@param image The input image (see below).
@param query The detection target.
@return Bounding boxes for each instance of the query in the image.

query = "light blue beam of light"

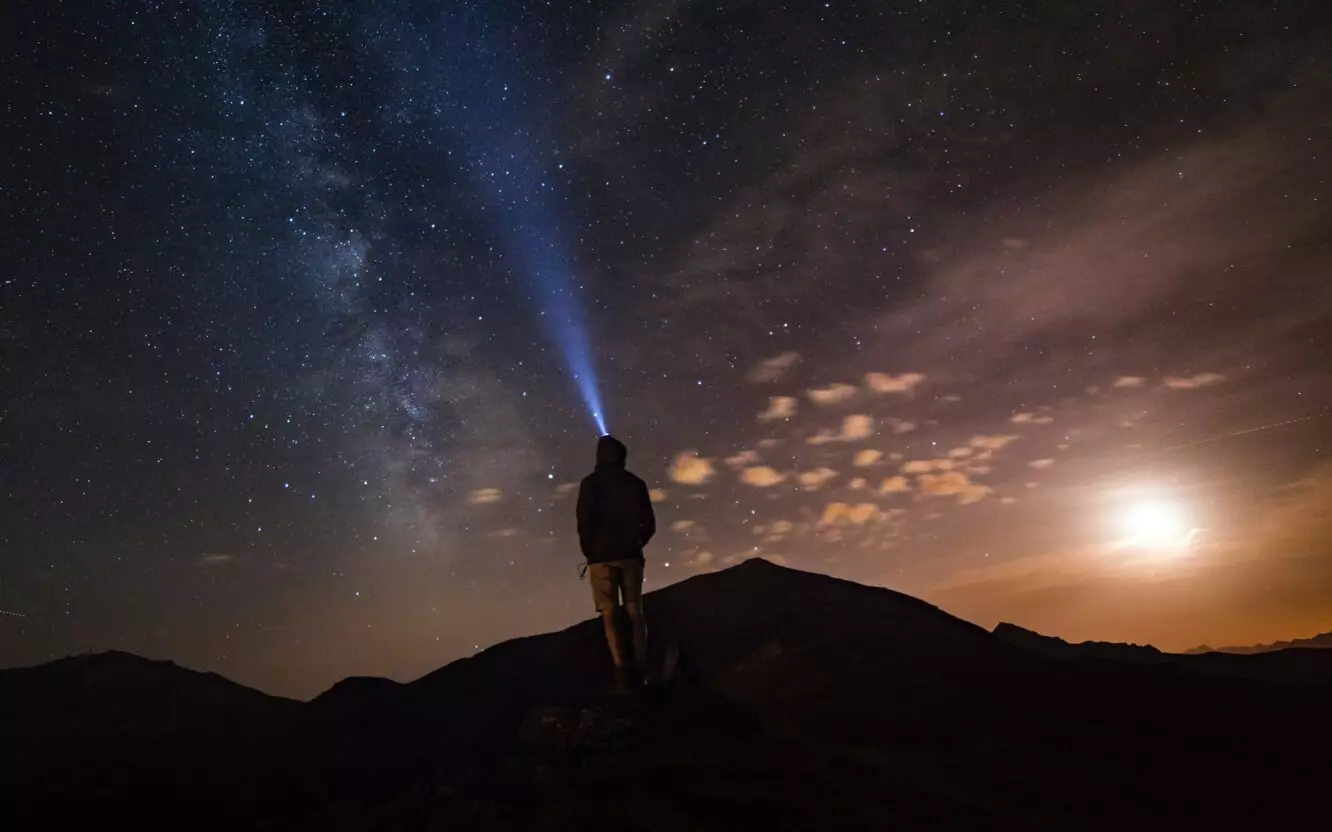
[422,8,607,436]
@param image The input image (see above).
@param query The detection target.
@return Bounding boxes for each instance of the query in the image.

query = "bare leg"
[624,601,647,670]
[601,606,626,668]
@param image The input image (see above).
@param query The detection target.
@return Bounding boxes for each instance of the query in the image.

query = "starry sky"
[3,1,1331,698]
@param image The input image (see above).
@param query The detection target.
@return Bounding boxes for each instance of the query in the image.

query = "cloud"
[649,488,669,502]
[879,475,911,494]
[849,477,868,490]
[1113,376,1147,389]
[198,554,237,566]
[488,528,520,538]
[853,449,883,467]
[468,487,503,505]
[840,414,874,441]
[670,519,696,532]
[796,467,838,491]
[818,502,880,526]
[1029,458,1056,469]
[725,449,761,469]
[758,395,798,422]
[969,435,1020,451]
[807,413,875,444]
[947,447,974,459]
[553,482,578,498]
[806,383,857,406]
[668,451,715,485]
[1010,411,1055,425]
[888,418,918,434]
[740,466,787,487]
[1162,372,1226,390]
[918,470,992,504]
[901,459,953,474]
[770,520,795,535]
[865,372,926,395]
[747,351,801,383]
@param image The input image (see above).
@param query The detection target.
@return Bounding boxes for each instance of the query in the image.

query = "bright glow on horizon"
[1121,499,1190,549]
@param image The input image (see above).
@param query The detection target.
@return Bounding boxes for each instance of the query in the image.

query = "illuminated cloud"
[1029,458,1056,469]
[806,382,857,406]
[553,482,578,498]
[879,475,911,494]
[841,414,874,441]
[670,519,696,532]
[865,372,926,394]
[808,414,875,444]
[725,449,761,469]
[770,519,795,535]
[918,471,991,504]
[1113,376,1147,389]
[1162,372,1226,390]
[198,553,236,566]
[758,395,798,422]
[969,434,1020,451]
[746,351,801,383]
[888,418,918,434]
[468,487,503,505]
[668,451,716,485]
[488,528,519,538]
[818,501,880,526]
[853,449,883,467]
[740,465,786,487]
[948,447,974,459]
[797,467,838,491]
[901,459,954,474]
[1010,411,1055,425]
[849,477,869,490]
[649,488,669,502]
[806,428,837,446]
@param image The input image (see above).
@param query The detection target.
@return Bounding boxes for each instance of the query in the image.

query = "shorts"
[588,559,644,613]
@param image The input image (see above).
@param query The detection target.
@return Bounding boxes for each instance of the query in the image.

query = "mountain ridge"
[3,558,1331,829]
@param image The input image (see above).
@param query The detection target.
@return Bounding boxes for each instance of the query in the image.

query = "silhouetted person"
[577,434,655,694]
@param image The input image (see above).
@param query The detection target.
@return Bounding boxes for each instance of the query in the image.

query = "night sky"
[3,1,1331,699]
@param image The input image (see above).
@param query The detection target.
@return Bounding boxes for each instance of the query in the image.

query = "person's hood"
[596,435,628,469]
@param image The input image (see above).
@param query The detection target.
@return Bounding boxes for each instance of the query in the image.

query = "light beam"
[428,8,608,435]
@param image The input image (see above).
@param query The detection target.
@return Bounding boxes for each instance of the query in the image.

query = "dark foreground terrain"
[3,559,1330,830]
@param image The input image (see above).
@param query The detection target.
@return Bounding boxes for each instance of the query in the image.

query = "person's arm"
[576,478,597,557]
[639,479,656,546]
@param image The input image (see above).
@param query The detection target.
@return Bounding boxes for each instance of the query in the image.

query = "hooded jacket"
[576,436,656,564]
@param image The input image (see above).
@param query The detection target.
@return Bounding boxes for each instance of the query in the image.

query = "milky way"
[3,1,1331,697]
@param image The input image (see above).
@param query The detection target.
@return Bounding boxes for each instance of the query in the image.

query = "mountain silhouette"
[1183,630,1332,655]
[3,558,1330,829]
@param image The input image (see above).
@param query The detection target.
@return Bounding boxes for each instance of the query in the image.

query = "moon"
[1121,500,1190,548]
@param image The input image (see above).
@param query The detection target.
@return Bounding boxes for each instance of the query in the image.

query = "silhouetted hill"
[995,621,1332,683]
[4,559,1332,830]
[0,650,295,740]
[1184,630,1332,654]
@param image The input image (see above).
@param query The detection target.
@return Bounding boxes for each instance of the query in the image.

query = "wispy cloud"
[807,383,857,406]
[468,487,503,505]
[758,395,799,422]
[746,351,801,383]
